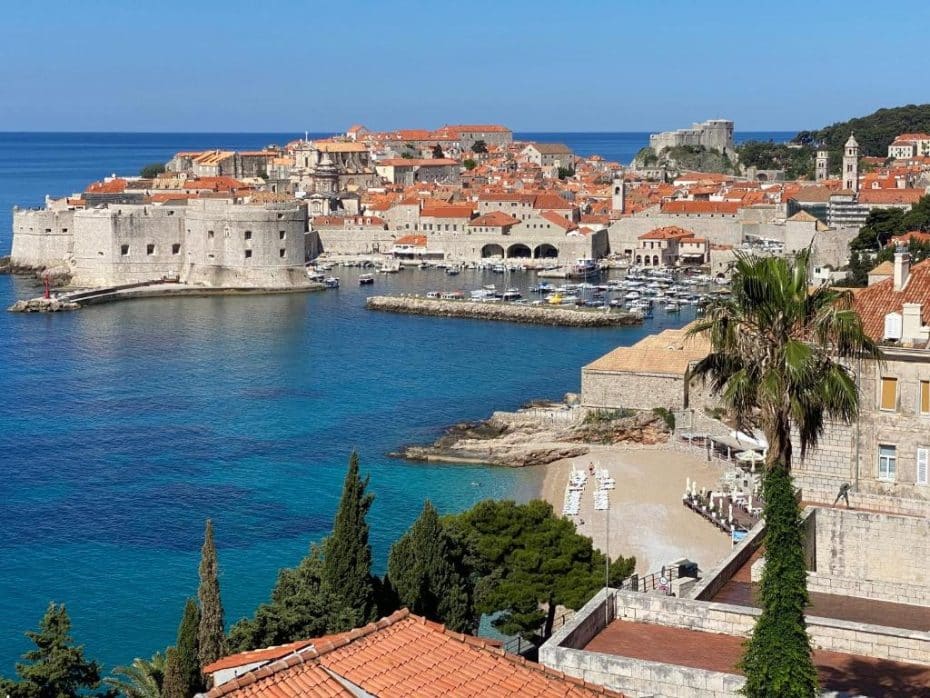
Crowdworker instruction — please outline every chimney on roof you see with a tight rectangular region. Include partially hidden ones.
[894,244,910,291]
[901,303,928,344]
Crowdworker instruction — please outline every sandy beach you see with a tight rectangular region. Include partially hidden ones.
[540,444,732,575]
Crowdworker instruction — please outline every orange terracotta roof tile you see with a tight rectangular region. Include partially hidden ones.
[886,231,930,247]
[420,204,474,219]
[538,210,576,231]
[85,178,128,194]
[205,610,623,698]
[660,200,740,215]
[858,188,925,206]
[638,225,696,241]
[468,211,520,227]
[379,158,459,167]
[852,259,930,340]
[532,193,574,210]
[203,639,317,674]
[395,234,428,246]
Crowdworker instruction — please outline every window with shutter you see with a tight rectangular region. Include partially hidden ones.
[880,377,897,411]
[920,381,930,415]
[918,448,929,486]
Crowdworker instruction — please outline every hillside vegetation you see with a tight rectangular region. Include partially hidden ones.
[794,103,930,156]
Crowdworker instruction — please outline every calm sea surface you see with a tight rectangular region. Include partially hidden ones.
[0,131,790,674]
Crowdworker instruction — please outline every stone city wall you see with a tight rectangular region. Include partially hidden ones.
[10,208,75,269]
[608,215,743,255]
[315,227,397,255]
[813,507,930,590]
[807,570,930,608]
[71,206,185,286]
[581,369,688,412]
[182,199,309,288]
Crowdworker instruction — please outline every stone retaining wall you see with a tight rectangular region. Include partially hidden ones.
[365,295,641,327]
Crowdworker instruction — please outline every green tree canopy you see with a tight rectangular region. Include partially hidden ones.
[175,598,201,697]
[689,250,881,697]
[431,143,445,159]
[471,140,488,154]
[446,499,634,643]
[386,500,476,633]
[795,103,930,156]
[851,207,906,250]
[1,602,110,698]
[161,648,185,698]
[736,141,814,179]
[105,652,166,698]
[228,541,331,651]
[739,466,819,697]
[197,520,226,669]
[322,452,377,631]
[463,158,477,171]
[140,163,167,179]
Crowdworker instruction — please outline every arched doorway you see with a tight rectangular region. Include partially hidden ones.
[534,244,559,259]
[507,243,531,258]
[635,254,642,265]
[652,255,660,266]
[481,244,504,258]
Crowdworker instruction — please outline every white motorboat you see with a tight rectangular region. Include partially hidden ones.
[359,274,374,285]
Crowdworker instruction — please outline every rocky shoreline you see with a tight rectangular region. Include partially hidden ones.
[366,295,642,327]
[391,400,671,468]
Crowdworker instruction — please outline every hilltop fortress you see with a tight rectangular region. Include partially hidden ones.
[11,197,312,289]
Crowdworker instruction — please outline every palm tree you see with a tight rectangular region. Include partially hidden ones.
[689,249,881,697]
[106,652,166,698]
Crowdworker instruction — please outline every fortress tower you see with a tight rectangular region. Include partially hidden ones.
[815,149,829,182]
[843,134,859,193]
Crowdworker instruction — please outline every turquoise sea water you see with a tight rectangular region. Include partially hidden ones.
[0,131,790,675]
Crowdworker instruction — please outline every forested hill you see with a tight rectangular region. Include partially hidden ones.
[794,104,930,157]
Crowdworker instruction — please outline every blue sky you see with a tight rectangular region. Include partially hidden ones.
[1,0,928,132]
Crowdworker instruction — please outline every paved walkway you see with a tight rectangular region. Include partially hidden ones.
[585,620,930,696]
[712,551,930,632]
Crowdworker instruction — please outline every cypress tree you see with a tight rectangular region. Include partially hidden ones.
[197,519,226,669]
[322,451,377,631]
[387,500,475,633]
[161,647,185,698]
[176,598,202,697]
[5,602,106,698]
[739,465,818,697]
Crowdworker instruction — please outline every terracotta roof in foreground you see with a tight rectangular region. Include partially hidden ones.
[852,258,930,340]
[205,609,624,698]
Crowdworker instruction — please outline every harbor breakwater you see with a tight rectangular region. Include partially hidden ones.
[366,295,642,327]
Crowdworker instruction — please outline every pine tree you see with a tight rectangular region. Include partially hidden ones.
[161,647,185,698]
[228,541,330,651]
[739,465,818,697]
[5,602,107,698]
[387,500,475,633]
[197,519,226,669]
[176,598,202,697]
[322,451,377,631]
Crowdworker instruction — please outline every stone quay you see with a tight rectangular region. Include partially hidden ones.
[365,295,642,327]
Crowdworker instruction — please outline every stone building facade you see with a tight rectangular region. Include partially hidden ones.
[581,328,712,411]
[12,198,311,289]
